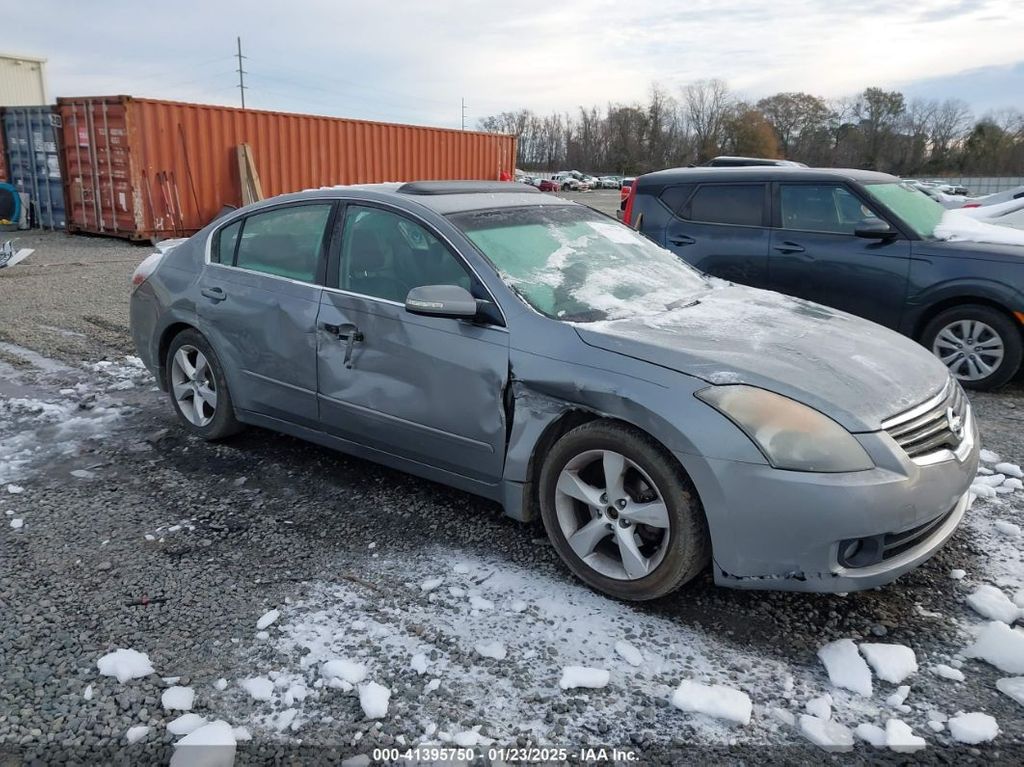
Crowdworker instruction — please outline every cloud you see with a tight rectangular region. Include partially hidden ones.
[8,0,1024,127]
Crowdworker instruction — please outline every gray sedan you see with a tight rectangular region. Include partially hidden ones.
[130,181,978,600]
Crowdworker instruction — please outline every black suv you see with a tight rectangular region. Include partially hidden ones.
[625,167,1024,389]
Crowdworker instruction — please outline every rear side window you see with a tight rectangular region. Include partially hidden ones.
[233,204,332,282]
[683,184,765,226]
[213,220,241,264]
[659,184,695,215]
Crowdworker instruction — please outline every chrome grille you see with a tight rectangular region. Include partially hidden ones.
[882,379,969,461]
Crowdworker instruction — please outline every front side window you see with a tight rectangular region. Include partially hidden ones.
[683,184,765,226]
[233,204,332,282]
[779,184,881,235]
[450,204,708,322]
[337,206,472,303]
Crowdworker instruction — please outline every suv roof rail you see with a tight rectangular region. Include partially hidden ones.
[396,181,539,196]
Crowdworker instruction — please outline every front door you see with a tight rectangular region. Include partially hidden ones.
[769,182,911,328]
[316,204,510,482]
[197,202,334,427]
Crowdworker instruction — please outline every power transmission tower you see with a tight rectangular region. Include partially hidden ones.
[236,37,247,109]
[461,98,466,130]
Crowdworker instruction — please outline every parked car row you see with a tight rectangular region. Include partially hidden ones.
[133,179,981,601]
[517,171,624,192]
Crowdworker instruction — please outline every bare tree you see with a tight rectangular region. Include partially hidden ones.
[682,79,732,163]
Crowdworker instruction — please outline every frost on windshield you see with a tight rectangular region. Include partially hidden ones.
[455,206,708,322]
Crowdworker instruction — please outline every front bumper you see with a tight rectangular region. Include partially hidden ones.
[677,410,979,593]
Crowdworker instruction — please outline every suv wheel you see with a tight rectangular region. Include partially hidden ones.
[921,305,1022,390]
[538,420,710,601]
[166,329,243,440]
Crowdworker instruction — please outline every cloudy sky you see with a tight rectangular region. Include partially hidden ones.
[11,0,1024,128]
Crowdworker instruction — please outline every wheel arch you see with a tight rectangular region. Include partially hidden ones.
[913,295,1023,341]
[156,321,198,390]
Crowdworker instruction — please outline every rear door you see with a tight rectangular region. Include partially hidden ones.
[198,202,335,428]
[661,182,772,289]
[316,203,510,482]
[768,182,911,328]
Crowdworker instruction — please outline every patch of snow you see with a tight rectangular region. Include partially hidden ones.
[125,725,150,744]
[322,658,366,684]
[964,621,1024,673]
[860,644,917,684]
[10,518,23,529]
[854,722,886,746]
[885,718,926,753]
[970,483,997,499]
[169,720,236,767]
[161,685,195,711]
[968,585,1022,624]
[974,473,1007,487]
[885,685,911,707]
[947,712,999,744]
[614,640,643,667]
[509,599,528,613]
[818,639,872,696]
[994,520,1021,538]
[805,693,832,720]
[213,678,228,691]
[996,676,1024,706]
[950,569,967,580]
[799,714,853,752]
[933,664,965,681]
[83,684,93,701]
[670,680,751,725]
[97,649,155,683]
[937,210,1024,245]
[410,653,429,675]
[474,640,507,660]
[167,713,208,736]
[6,484,24,494]
[420,577,443,592]
[469,595,494,611]
[256,609,280,630]
[559,666,610,691]
[239,677,274,701]
[980,448,1001,463]
[358,681,390,719]
[994,462,1023,478]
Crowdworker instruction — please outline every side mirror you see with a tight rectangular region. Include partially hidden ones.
[854,221,897,239]
[405,285,478,319]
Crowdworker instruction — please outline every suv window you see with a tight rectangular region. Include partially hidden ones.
[338,205,472,303]
[233,204,332,281]
[659,184,695,215]
[683,184,765,226]
[779,184,878,234]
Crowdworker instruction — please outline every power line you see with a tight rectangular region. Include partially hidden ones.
[236,36,247,109]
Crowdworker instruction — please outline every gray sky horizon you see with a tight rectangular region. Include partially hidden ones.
[10,0,1024,129]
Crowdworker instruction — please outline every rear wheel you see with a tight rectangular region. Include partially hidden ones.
[539,420,710,601]
[921,305,1022,391]
[166,329,242,440]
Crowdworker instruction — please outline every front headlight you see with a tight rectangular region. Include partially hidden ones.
[696,385,874,472]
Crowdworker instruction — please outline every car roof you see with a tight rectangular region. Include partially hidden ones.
[259,181,575,215]
[636,166,899,193]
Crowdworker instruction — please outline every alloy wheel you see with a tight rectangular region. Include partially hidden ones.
[170,345,218,427]
[932,319,1005,383]
[553,449,670,580]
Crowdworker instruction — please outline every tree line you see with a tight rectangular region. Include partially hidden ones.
[477,81,1024,177]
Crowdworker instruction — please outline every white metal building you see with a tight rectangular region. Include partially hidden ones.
[0,53,47,106]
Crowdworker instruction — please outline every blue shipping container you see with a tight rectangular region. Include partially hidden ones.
[2,106,65,230]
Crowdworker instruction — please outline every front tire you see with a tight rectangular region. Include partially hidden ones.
[538,420,710,601]
[165,329,242,440]
[921,305,1022,391]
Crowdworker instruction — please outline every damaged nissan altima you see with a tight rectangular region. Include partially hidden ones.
[130,181,979,601]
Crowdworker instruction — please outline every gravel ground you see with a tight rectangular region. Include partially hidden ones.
[1,231,1023,764]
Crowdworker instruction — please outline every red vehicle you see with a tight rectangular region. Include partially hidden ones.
[537,178,561,192]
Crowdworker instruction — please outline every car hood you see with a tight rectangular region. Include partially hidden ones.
[574,285,949,432]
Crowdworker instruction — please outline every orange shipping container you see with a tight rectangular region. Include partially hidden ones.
[57,96,517,241]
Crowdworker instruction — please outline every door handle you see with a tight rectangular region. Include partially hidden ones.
[773,242,806,254]
[669,234,696,246]
[201,286,226,301]
[320,322,363,368]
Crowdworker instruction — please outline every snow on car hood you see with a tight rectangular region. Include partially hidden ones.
[574,285,949,432]
[935,209,1024,247]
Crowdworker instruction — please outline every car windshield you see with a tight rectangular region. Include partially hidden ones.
[863,181,945,239]
[449,205,708,322]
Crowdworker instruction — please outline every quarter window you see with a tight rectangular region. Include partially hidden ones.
[337,206,472,303]
[213,220,241,264]
[684,184,765,226]
[779,184,879,234]
[233,204,332,282]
